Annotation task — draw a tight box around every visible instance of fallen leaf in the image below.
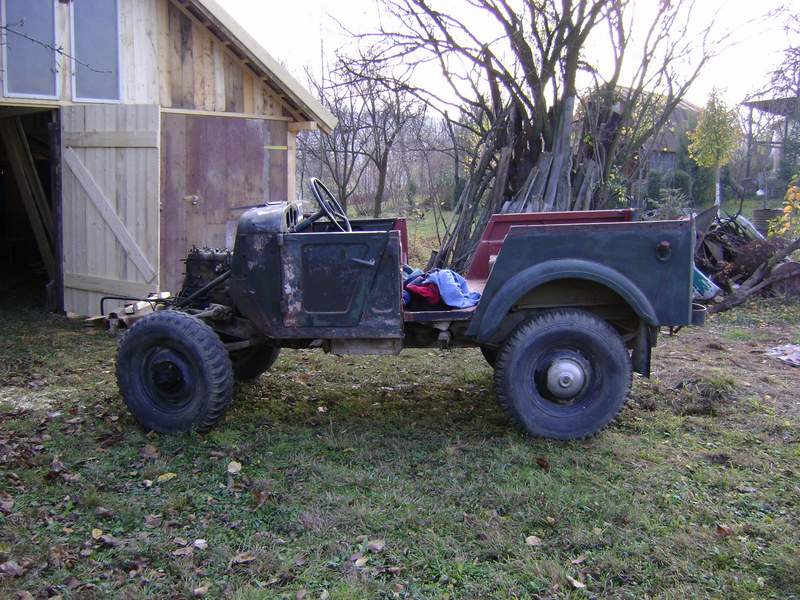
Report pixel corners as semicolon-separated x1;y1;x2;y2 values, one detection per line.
174;537;188;547
545;516;556;525
320;591;330;600
0;494;13;514
193;539;208;550
172;546;193;557
140;444;160;459
525;535;542;547
716;524;733;538
99;534;121;547
144;514;161;528
354;556;369;568
566;575;586;589
94;506;113;518
592;526;603;535
157;472;176;483
193;584;210;597
91;528;103;540
295;590;307;600
143;480;153;488
15;591;34;600
230;551;256;565
50;457;65;473
571;555;587;565
367;539;385;553
387;566;401;575
227;461;242;475
0;560;24;577
535;457;550;470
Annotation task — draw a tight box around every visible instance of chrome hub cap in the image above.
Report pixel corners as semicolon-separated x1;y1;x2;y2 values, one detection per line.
545;358;586;399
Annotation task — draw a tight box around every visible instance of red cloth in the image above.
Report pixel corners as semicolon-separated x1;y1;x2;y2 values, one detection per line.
406;283;441;305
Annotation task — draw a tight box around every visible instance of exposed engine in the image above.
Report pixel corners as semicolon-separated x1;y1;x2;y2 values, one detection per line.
178;246;233;308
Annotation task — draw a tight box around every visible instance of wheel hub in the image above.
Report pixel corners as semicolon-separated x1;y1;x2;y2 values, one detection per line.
545;358;586;399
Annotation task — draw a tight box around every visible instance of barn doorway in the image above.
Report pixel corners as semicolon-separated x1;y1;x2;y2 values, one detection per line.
0;108;59;311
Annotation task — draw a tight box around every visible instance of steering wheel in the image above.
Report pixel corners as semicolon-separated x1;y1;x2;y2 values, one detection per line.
293;177;352;233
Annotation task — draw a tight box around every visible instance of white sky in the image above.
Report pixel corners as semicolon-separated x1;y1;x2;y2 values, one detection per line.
219;0;796;108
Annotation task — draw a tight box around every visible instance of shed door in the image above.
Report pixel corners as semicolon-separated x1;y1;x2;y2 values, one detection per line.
61;105;160;316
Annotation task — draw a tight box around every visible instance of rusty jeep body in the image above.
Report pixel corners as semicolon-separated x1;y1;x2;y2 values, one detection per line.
116;179;699;440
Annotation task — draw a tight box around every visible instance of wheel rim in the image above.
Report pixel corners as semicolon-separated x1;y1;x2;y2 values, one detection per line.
532;349;593;409
141;346;197;411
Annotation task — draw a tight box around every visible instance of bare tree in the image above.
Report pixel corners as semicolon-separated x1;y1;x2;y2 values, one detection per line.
345;0;722;270
299;68;370;212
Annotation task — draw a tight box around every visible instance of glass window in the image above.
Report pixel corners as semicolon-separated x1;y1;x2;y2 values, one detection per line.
73;0;119;101
3;0;58;98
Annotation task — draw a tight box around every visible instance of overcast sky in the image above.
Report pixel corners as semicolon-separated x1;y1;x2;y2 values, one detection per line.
218;0;794;108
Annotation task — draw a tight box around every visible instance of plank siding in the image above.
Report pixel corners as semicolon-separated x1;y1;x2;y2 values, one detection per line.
1;0;294;121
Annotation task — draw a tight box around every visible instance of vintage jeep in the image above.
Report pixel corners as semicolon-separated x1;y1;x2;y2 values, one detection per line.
116;179;700;440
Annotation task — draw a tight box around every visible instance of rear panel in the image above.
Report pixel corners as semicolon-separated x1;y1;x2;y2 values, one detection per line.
471;219;694;332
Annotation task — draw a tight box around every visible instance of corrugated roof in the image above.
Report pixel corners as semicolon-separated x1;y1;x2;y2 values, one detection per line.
187;0;337;133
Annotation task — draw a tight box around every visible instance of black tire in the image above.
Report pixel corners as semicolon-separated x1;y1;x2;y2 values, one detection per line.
116;310;234;433
480;346;498;367
230;344;280;380
494;310;632;440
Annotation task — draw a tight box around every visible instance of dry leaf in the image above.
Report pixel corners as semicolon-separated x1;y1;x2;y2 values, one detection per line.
592;526;603;535
566;575;586;589
535;457;550;470
525;535;542;547
295;590;307;600
367;539;385;553
95;506;113;518
0;494;13;514
172;546;193;557
140;444;159;459
91;528;103;540
320;591;330;600
193;539;208;550
230;551;256;565
0;560;24;577
143;479;153;488
193;584;210;597
571;555;586;565
99;534;121;547
545;516;556;525
227;461;242;475
144;514;162;528
15;591;34;600
716;524;733;538
354;556;369;568
157;472;176;483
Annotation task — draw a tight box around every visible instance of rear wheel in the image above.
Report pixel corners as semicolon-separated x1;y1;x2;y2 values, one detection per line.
116;311;234;433
494;310;631;440
230;344;280;380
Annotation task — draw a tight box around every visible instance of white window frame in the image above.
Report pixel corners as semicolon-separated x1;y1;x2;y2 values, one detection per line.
1;0;60;100
69;0;122;104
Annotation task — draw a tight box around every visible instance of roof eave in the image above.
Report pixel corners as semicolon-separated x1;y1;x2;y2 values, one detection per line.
186;0;337;134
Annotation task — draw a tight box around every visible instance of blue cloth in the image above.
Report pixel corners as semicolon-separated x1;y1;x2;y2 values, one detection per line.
422;269;481;309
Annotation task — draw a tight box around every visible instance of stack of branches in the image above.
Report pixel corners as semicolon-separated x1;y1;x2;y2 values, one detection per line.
694;215;800;313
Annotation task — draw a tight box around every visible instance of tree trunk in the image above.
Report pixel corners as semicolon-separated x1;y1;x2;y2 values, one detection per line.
373;153;389;218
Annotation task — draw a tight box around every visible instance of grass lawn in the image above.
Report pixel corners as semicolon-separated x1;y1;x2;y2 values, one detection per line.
1;282;800;598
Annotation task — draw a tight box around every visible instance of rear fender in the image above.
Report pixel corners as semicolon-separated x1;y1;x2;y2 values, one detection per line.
469;259;658;343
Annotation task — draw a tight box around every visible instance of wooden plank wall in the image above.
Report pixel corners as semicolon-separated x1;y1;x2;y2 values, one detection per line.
2;0;294;123
154;0;288;118
160;112;288;293
62;104;160;316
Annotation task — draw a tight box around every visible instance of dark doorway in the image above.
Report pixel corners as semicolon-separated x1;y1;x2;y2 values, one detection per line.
0;108;59;310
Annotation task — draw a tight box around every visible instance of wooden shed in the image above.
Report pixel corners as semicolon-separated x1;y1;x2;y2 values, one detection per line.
0;0;335;315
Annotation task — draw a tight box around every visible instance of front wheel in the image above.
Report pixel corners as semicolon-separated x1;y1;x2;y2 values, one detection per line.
116;311;234;433
494;310;631;440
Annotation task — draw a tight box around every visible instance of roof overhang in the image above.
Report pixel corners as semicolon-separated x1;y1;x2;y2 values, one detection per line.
185;0;337;134
742;97;800;118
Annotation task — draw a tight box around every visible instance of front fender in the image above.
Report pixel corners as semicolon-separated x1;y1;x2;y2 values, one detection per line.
468;258;659;343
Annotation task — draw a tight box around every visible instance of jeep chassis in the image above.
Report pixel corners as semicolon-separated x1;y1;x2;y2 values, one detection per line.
116;179;701;440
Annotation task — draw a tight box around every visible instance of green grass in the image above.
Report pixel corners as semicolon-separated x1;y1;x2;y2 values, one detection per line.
1;295;799;598
719;196;784;221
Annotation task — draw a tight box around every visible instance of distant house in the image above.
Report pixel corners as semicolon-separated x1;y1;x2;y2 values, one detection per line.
644;98;700;174
0;0;336;315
